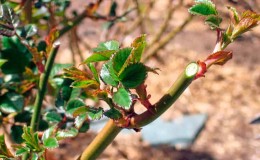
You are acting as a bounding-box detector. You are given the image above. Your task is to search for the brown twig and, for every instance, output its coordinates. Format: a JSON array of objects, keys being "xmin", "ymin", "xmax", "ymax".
[
  {"xmin": 142, "ymin": 15, "xmax": 193, "ymax": 62},
  {"xmin": 148, "ymin": 0, "xmax": 183, "ymax": 48}
]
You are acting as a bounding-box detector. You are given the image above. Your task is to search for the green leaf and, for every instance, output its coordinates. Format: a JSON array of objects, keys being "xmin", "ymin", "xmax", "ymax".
[
  {"xmin": 112, "ymin": 88, "xmax": 132, "ymax": 110},
  {"xmin": 31, "ymin": 153, "xmax": 38, "ymax": 160},
  {"xmin": 0, "ymin": 4, "xmax": 19, "ymax": 37},
  {"xmin": 205, "ymin": 15, "xmax": 222, "ymax": 29},
  {"xmin": 104, "ymin": 108, "xmax": 122, "ymax": 120},
  {"xmin": 55, "ymin": 79, "xmax": 73, "ymax": 108},
  {"xmin": 42, "ymin": 126, "xmax": 56, "ymax": 142},
  {"xmin": 119, "ymin": 63, "xmax": 147, "ymax": 88},
  {"xmin": 44, "ymin": 111, "xmax": 62, "ymax": 123},
  {"xmin": 100, "ymin": 61, "xmax": 119, "ymax": 87},
  {"xmin": 112, "ymin": 48, "xmax": 132, "ymax": 73},
  {"xmin": 43, "ymin": 137, "xmax": 59, "ymax": 149},
  {"xmin": 188, "ymin": 0, "xmax": 217, "ymax": 16},
  {"xmin": 70, "ymin": 80, "xmax": 98, "ymax": 89},
  {"xmin": 88, "ymin": 107, "xmax": 103, "ymax": 120},
  {"xmin": 50, "ymin": 63, "xmax": 72, "ymax": 78},
  {"xmin": 0, "ymin": 92, "xmax": 24, "ymax": 113},
  {"xmin": 21, "ymin": 24, "xmax": 37, "ymax": 38},
  {"xmin": 0, "ymin": 36, "xmax": 32, "ymax": 74},
  {"xmin": 92, "ymin": 40, "xmax": 120, "ymax": 52},
  {"xmin": 72, "ymin": 106, "xmax": 88, "ymax": 117},
  {"xmin": 66, "ymin": 99, "xmax": 86, "ymax": 116},
  {"xmin": 15, "ymin": 146, "xmax": 30, "ymax": 156},
  {"xmin": 88, "ymin": 63, "xmax": 99, "ymax": 83},
  {"xmin": 0, "ymin": 135, "xmax": 14, "ymax": 158},
  {"xmin": 11, "ymin": 125, "xmax": 24, "ymax": 144},
  {"xmin": 78, "ymin": 122, "xmax": 90, "ymax": 133},
  {"xmin": 74, "ymin": 113, "xmax": 87, "ymax": 129},
  {"xmin": 84, "ymin": 50, "xmax": 116, "ymax": 63},
  {"xmin": 131, "ymin": 35, "xmax": 146, "ymax": 62},
  {"xmin": 227, "ymin": 6, "xmax": 240, "ymax": 24},
  {"xmin": 21, "ymin": 127, "xmax": 42, "ymax": 152},
  {"xmin": 56, "ymin": 127, "xmax": 78, "ymax": 140},
  {"xmin": 0, "ymin": 59, "xmax": 7, "ymax": 67}
]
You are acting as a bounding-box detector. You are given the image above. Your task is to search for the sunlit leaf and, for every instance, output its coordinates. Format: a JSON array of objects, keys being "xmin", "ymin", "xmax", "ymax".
[
  {"xmin": 74, "ymin": 113, "xmax": 87, "ymax": 129},
  {"xmin": 15, "ymin": 146, "xmax": 30, "ymax": 156},
  {"xmin": 44, "ymin": 111, "xmax": 62, "ymax": 123},
  {"xmin": 43, "ymin": 137, "xmax": 59, "ymax": 149},
  {"xmin": 84, "ymin": 50, "xmax": 116, "ymax": 63},
  {"xmin": 63, "ymin": 66, "xmax": 90, "ymax": 81},
  {"xmin": 119, "ymin": 63, "xmax": 147, "ymax": 88},
  {"xmin": 231, "ymin": 10, "xmax": 260, "ymax": 39},
  {"xmin": 189, "ymin": 0, "xmax": 217, "ymax": 16},
  {"xmin": 88, "ymin": 107, "xmax": 103, "ymax": 120},
  {"xmin": 227, "ymin": 6, "xmax": 240, "ymax": 24},
  {"xmin": 112, "ymin": 88, "xmax": 132, "ymax": 110},
  {"xmin": 130, "ymin": 34, "xmax": 146, "ymax": 62},
  {"xmin": 21, "ymin": 127, "xmax": 42, "ymax": 152},
  {"xmin": 0, "ymin": 59, "xmax": 7, "ymax": 67},
  {"xmin": 0, "ymin": 92, "xmax": 24, "ymax": 113},
  {"xmin": 92, "ymin": 40, "xmax": 120, "ymax": 52},
  {"xmin": 112, "ymin": 47, "xmax": 132, "ymax": 73},
  {"xmin": 21, "ymin": 24, "xmax": 37, "ymax": 38},
  {"xmin": 56, "ymin": 127, "xmax": 78, "ymax": 140},
  {"xmin": 66, "ymin": 99, "xmax": 86, "ymax": 116},
  {"xmin": 100, "ymin": 61, "xmax": 119, "ymax": 87},
  {"xmin": 88, "ymin": 63, "xmax": 99, "ymax": 83},
  {"xmin": 70, "ymin": 80, "xmax": 99, "ymax": 89}
]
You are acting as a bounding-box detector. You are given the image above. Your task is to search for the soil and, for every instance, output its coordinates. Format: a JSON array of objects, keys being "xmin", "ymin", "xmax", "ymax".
[{"xmin": 49, "ymin": 0, "xmax": 260, "ymax": 160}]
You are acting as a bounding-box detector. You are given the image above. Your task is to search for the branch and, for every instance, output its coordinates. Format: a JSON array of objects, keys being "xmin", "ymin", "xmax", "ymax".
[
  {"xmin": 142, "ymin": 15, "xmax": 193, "ymax": 62},
  {"xmin": 148, "ymin": 0, "xmax": 183, "ymax": 47},
  {"xmin": 78, "ymin": 119, "xmax": 122, "ymax": 160},
  {"xmin": 78, "ymin": 62, "xmax": 199, "ymax": 159}
]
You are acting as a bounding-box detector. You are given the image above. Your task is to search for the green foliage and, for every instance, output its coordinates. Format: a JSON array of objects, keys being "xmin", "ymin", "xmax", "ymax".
[
  {"xmin": 0, "ymin": 36, "xmax": 32, "ymax": 74},
  {"xmin": 66, "ymin": 99, "xmax": 86, "ymax": 115},
  {"xmin": 119, "ymin": 63, "xmax": 147, "ymax": 88},
  {"xmin": 92, "ymin": 40, "xmax": 120, "ymax": 52},
  {"xmin": 104, "ymin": 108, "xmax": 122, "ymax": 120},
  {"xmin": 189, "ymin": 0, "xmax": 222, "ymax": 29},
  {"xmin": 100, "ymin": 61, "xmax": 119, "ymax": 86},
  {"xmin": 44, "ymin": 111, "xmax": 62, "ymax": 123},
  {"xmin": 22, "ymin": 127, "xmax": 43, "ymax": 152},
  {"xmin": 112, "ymin": 88, "xmax": 132, "ymax": 110},
  {"xmin": 0, "ymin": 92, "xmax": 24, "ymax": 113},
  {"xmin": 189, "ymin": 0, "xmax": 217, "ymax": 16}
]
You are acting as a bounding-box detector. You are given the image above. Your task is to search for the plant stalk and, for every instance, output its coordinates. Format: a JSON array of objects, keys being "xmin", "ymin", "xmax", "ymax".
[
  {"xmin": 78, "ymin": 62, "xmax": 198, "ymax": 159},
  {"xmin": 22, "ymin": 43, "xmax": 60, "ymax": 160},
  {"xmin": 79, "ymin": 119, "xmax": 122, "ymax": 160},
  {"xmin": 23, "ymin": 0, "xmax": 33, "ymax": 23}
]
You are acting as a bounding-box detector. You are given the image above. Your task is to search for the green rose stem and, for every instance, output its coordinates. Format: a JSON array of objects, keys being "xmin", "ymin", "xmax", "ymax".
[
  {"xmin": 22, "ymin": 42, "xmax": 60, "ymax": 160},
  {"xmin": 79, "ymin": 62, "xmax": 199, "ymax": 160}
]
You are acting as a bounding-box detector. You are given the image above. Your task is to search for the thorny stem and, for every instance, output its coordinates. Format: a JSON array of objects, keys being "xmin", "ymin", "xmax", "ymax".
[
  {"xmin": 78, "ymin": 119, "xmax": 122, "ymax": 160},
  {"xmin": 79, "ymin": 62, "xmax": 199, "ymax": 160},
  {"xmin": 22, "ymin": 44, "xmax": 60, "ymax": 160},
  {"xmin": 30, "ymin": 43, "xmax": 60, "ymax": 131}
]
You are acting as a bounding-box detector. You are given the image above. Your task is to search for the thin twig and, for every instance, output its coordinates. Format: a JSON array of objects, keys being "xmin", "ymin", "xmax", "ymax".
[{"xmin": 142, "ymin": 15, "xmax": 193, "ymax": 62}]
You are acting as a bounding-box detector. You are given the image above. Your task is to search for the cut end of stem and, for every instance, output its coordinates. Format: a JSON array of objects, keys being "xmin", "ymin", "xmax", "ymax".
[{"xmin": 185, "ymin": 62, "xmax": 198, "ymax": 78}]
